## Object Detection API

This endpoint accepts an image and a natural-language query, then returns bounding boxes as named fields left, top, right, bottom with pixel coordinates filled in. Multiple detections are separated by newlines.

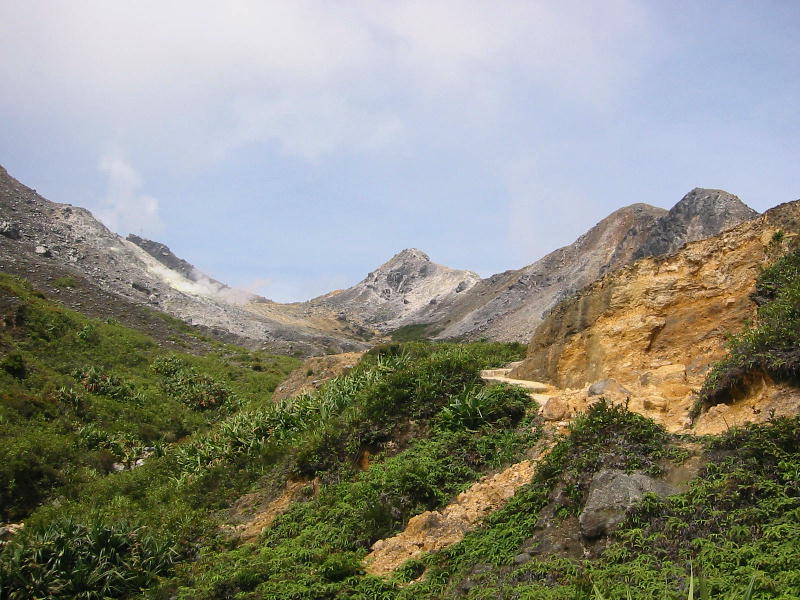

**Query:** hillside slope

left=0, top=165, right=369, bottom=355
left=510, top=199, right=800, bottom=434
left=311, top=248, right=480, bottom=331
left=431, top=189, right=757, bottom=343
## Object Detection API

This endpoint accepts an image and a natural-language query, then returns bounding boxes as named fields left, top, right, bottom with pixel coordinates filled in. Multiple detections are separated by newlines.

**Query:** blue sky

left=1, top=1, right=798, bottom=302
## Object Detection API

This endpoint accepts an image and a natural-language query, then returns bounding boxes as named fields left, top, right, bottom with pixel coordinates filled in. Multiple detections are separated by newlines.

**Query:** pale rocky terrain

left=0, top=164, right=763, bottom=357
left=365, top=454, right=542, bottom=576
left=0, top=165, right=370, bottom=355
left=310, top=248, right=481, bottom=332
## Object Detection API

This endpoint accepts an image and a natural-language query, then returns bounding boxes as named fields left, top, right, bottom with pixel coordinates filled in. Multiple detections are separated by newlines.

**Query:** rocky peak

left=127, top=234, right=199, bottom=282
left=388, top=248, right=430, bottom=263
left=316, top=249, right=480, bottom=330
left=633, top=188, right=758, bottom=259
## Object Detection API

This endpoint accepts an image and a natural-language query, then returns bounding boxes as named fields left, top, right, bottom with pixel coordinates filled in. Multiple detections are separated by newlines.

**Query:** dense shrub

left=0, top=517, right=177, bottom=600
left=152, top=356, right=232, bottom=410
left=0, top=353, right=26, bottom=379
left=435, top=384, right=529, bottom=431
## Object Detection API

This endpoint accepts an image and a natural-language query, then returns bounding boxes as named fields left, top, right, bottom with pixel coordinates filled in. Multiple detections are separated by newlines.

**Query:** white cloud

left=96, top=154, right=163, bottom=236
left=0, top=1, right=653, bottom=164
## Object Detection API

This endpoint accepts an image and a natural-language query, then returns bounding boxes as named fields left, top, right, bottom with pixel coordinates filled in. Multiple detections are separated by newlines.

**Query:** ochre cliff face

left=510, top=201, right=800, bottom=430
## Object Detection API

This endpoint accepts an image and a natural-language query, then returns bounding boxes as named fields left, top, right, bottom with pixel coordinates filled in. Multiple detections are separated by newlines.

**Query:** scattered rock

left=513, top=552, right=531, bottom=565
left=642, top=396, right=668, bottom=412
left=0, top=221, right=20, bottom=239
left=541, top=396, right=570, bottom=421
left=587, top=378, right=630, bottom=398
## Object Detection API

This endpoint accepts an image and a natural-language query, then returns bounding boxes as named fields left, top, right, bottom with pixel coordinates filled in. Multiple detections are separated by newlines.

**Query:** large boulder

left=579, top=469, right=676, bottom=538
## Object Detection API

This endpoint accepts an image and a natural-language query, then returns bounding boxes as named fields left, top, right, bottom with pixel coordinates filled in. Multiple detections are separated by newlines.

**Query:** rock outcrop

left=509, top=200, right=800, bottom=432
left=633, top=188, right=758, bottom=260
left=427, top=189, right=757, bottom=343
left=127, top=234, right=216, bottom=285
left=432, top=204, right=668, bottom=343
left=578, top=470, right=676, bottom=538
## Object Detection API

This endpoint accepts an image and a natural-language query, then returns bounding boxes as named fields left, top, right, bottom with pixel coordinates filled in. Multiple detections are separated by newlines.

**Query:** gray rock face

left=312, top=248, right=480, bottom=332
left=579, top=469, right=676, bottom=538
left=126, top=234, right=202, bottom=283
left=432, top=203, right=669, bottom=343
left=633, top=188, right=759, bottom=260
left=428, top=190, right=758, bottom=343
left=0, top=165, right=368, bottom=355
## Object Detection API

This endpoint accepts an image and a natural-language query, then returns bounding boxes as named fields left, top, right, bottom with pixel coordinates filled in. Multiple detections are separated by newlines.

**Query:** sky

left=1, top=1, right=798, bottom=302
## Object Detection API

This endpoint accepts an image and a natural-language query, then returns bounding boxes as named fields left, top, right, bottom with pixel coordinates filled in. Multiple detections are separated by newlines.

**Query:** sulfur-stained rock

left=642, top=396, right=668, bottom=412
left=509, top=203, right=800, bottom=433
left=541, top=396, right=571, bottom=421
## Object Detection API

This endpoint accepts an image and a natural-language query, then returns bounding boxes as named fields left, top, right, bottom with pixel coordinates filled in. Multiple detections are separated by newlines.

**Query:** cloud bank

left=0, top=1, right=652, bottom=164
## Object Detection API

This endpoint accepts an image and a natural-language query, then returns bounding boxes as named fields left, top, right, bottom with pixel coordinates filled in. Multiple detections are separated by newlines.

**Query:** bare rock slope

left=0, top=165, right=368, bottom=355
left=311, top=248, right=480, bottom=332
left=429, top=189, right=757, bottom=343
left=509, top=200, right=800, bottom=434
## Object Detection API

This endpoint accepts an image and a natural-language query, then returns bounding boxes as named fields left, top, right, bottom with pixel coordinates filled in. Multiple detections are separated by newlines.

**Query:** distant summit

left=313, top=248, right=480, bottom=331
left=633, top=188, right=759, bottom=260
left=0, top=162, right=764, bottom=352
left=426, top=188, right=759, bottom=343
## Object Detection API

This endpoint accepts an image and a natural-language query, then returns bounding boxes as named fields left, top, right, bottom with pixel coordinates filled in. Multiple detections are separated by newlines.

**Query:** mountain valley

left=1, top=163, right=799, bottom=599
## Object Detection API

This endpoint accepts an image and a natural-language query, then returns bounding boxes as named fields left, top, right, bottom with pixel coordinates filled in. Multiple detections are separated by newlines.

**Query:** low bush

left=0, top=517, right=178, bottom=600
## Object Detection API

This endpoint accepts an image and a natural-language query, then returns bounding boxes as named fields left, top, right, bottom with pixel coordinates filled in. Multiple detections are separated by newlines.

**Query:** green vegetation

left=0, top=272, right=299, bottom=521
left=52, top=276, right=78, bottom=289
left=1, top=269, right=799, bottom=599
left=0, top=330, right=529, bottom=599
left=699, top=242, right=800, bottom=410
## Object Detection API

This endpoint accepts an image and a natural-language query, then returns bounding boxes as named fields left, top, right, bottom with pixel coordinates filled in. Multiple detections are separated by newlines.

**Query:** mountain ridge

left=0, top=163, right=761, bottom=353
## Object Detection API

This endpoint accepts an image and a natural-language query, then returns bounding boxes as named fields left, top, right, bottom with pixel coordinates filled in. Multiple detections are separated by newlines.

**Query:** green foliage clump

left=0, top=517, right=177, bottom=600
left=52, top=276, right=78, bottom=289
left=152, top=356, right=233, bottom=410
left=0, top=352, right=26, bottom=379
left=699, top=243, right=800, bottom=410
left=435, top=384, right=529, bottom=431
left=73, top=366, right=140, bottom=402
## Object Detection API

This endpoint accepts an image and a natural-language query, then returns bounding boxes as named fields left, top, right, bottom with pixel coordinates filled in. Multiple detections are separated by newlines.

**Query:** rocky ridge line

left=429, top=189, right=757, bottom=343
